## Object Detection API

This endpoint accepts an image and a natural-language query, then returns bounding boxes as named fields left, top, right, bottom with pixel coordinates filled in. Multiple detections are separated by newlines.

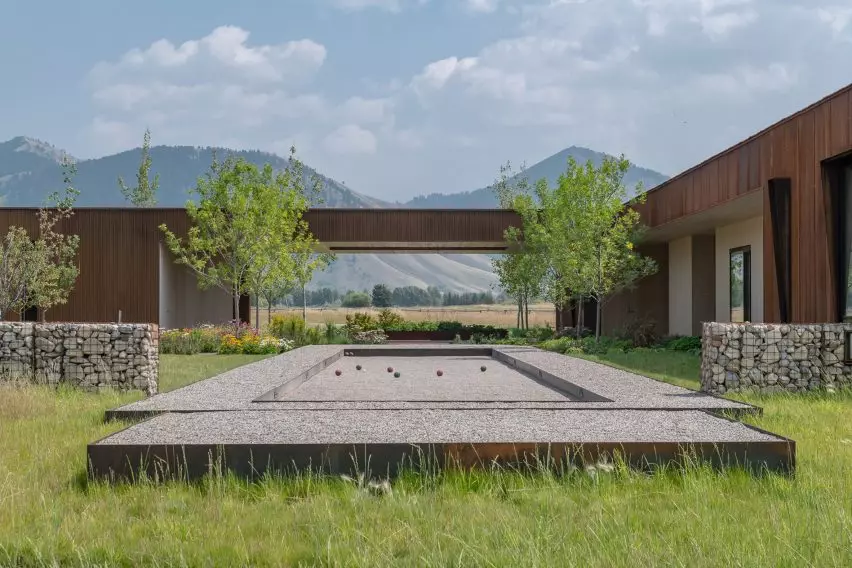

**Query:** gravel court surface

left=96, top=408, right=781, bottom=446
left=280, top=355, right=575, bottom=402
left=112, top=345, right=752, bottom=415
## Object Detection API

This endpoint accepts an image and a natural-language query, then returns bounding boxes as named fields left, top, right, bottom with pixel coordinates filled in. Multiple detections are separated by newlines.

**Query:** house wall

left=601, top=243, right=669, bottom=336
left=158, top=242, right=232, bottom=329
left=668, top=236, right=693, bottom=336
left=691, top=234, right=717, bottom=334
left=631, top=83, right=852, bottom=323
left=715, top=216, right=764, bottom=323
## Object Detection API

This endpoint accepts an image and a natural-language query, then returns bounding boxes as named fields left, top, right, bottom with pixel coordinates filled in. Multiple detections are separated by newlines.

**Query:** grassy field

left=255, top=302, right=556, bottom=329
left=2, top=351, right=852, bottom=566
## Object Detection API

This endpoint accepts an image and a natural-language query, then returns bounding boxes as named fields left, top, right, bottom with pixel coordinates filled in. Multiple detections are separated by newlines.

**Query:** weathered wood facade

left=630, top=83, right=852, bottom=325
left=0, top=208, right=522, bottom=325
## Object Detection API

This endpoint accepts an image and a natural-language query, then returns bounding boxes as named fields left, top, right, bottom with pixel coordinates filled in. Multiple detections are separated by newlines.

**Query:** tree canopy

left=118, top=128, right=159, bottom=207
left=0, top=155, right=80, bottom=319
left=497, top=154, right=657, bottom=338
left=160, top=149, right=327, bottom=326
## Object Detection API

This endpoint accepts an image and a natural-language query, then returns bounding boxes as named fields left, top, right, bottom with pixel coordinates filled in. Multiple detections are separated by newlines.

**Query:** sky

left=1, top=0, right=851, bottom=201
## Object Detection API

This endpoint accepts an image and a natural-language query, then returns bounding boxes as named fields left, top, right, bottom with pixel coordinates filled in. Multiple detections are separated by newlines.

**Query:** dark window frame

left=729, top=245, right=752, bottom=322
left=768, top=178, right=792, bottom=323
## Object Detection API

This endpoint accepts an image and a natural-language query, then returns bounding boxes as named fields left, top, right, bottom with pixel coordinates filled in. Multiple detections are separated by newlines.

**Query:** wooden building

left=589, top=81, right=852, bottom=336
left=0, top=208, right=521, bottom=327
left=2, top=82, right=851, bottom=333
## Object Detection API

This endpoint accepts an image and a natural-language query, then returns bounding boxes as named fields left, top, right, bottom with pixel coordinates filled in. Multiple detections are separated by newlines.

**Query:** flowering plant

left=216, top=332, right=294, bottom=355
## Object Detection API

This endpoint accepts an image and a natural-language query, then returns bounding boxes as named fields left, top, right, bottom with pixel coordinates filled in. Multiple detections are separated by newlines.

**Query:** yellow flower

left=626, top=242, right=634, bottom=250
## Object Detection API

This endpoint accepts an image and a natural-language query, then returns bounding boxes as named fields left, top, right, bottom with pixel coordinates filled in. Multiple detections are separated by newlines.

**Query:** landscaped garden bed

left=160, top=321, right=295, bottom=355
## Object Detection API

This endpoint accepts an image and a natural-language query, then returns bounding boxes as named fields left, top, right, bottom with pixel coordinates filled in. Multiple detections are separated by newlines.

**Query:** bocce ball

left=394, top=371, right=401, bottom=378
left=481, top=366, right=487, bottom=372
left=436, top=370, right=443, bottom=377
left=335, top=369, right=342, bottom=376
left=356, top=364, right=362, bottom=371
left=387, top=367, right=394, bottom=373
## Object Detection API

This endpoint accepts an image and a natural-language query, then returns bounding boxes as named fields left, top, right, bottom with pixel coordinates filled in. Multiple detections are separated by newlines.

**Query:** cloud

left=323, top=124, right=378, bottom=154
left=399, top=0, right=852, bottom=186
left=90, top=26, right=325, bottom=86
left=329, top=0, right=427, bottom=12
left=83, top=26, right=397, bottom=163
left=79, top=3, right=852, bottom=201
left=466, top=0, right=499, bottom=13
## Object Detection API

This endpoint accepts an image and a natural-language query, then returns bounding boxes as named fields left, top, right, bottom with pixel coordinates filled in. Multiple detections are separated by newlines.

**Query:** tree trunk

left=233, top=289, right=239, bottom=325
left=524, top=297, right=529, bottom=329
left=516, top=299, right=522, bottom=328
left=302, top=283, right=307, bottom=323
left=267, top=298, right=272, bottom=328
left=595, top=297, right=602, bottom=342
left=575, top=296, right=582, bottom=338
left=255, top=295, right=260, bottom=332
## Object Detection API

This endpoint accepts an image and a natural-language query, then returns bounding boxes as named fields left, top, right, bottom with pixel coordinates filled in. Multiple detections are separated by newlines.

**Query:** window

left=730, top=246, right=751, bottom=322
left=842, top=165, right=852, bottom=321
left=768, top=178, right=792, bottom=322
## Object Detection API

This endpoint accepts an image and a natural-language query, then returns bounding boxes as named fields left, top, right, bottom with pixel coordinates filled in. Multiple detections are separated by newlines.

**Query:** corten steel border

left=86, top=437, right=795, bottom=482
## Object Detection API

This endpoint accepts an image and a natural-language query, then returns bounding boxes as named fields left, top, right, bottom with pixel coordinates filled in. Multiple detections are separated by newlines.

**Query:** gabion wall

left=0, top=323, right=158, bottom=395
left=701, top=322, right=852, bottom=395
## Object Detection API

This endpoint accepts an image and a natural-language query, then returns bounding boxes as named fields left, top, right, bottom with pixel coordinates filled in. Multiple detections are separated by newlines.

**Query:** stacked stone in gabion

left=0, top=323, right=34, bottom=379
left=701, top=322, right=851, bottom=395
left=0, top=323, right=158, bottom=395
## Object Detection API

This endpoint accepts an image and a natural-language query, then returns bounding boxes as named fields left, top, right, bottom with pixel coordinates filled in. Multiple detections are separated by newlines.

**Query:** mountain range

left=0, top=136, right=669, bottom=293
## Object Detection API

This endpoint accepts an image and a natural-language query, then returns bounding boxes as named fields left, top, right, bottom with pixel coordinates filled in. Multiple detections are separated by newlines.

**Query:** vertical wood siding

left=637, top=84, right=852, bottom=323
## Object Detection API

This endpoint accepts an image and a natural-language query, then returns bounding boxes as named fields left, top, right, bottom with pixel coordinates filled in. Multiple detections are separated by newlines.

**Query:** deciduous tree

left=118, top=129, right=159, bottom=207
left=511, top=154, right=657, bottom=340
left=160, top=150, right=322, bottom=326
left=0, top=155, right=81, bottom=320
left=490, top=162, right=547, bottom=329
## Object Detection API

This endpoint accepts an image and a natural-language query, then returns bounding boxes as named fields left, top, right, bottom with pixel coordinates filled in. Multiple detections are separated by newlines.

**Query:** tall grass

left=1, top=352, right=851, bottom=566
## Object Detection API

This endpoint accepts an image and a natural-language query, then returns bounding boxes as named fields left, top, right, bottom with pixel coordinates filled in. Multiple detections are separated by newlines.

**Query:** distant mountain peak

left=402, top=145, right=670, bottom=209
left=2, top=136, right=70, bottom=163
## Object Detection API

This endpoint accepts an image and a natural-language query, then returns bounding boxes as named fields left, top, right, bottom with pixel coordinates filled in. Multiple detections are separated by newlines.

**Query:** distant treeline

left=283, top=285, right=499, bottom=308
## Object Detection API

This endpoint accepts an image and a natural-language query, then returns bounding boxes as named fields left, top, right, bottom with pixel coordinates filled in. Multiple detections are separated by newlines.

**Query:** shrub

left=580, top=336, right=633, bottom=355
left=324, top=321, right=340, bottom=343
left=344, top=312, right=378, bottom=336
left=303, top=326, right=323, bottom=346
left=383, top=320, right=438, bottom=332
left=511, top=326, right=553, bottom=342
left=351, top=329, right=388, bottom=344
left=436, top=321, right=463, bottom=332
left=341, top=291, right=371, bottom=308
left=556, top=326, right=593, bottom=339
left=539, top=337, right=574, bottom=353
left=661, top=335, right=702, bottom=352
left=269, top=315, right=305, bottom=340
left=160, top=326, right=221, bottom=355
left=376, top=309, right=404, bottom=329
left=617, top=319, right=658, bottom=348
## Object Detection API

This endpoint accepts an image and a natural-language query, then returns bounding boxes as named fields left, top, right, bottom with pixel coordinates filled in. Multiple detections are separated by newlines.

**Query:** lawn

left=2, top=352, right=852, bottom=566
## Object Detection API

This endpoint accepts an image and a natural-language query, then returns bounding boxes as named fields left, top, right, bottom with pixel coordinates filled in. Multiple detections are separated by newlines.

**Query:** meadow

left=257, top=302, right=556, bottom=329
left=2, top=350, right=851, bottom=566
